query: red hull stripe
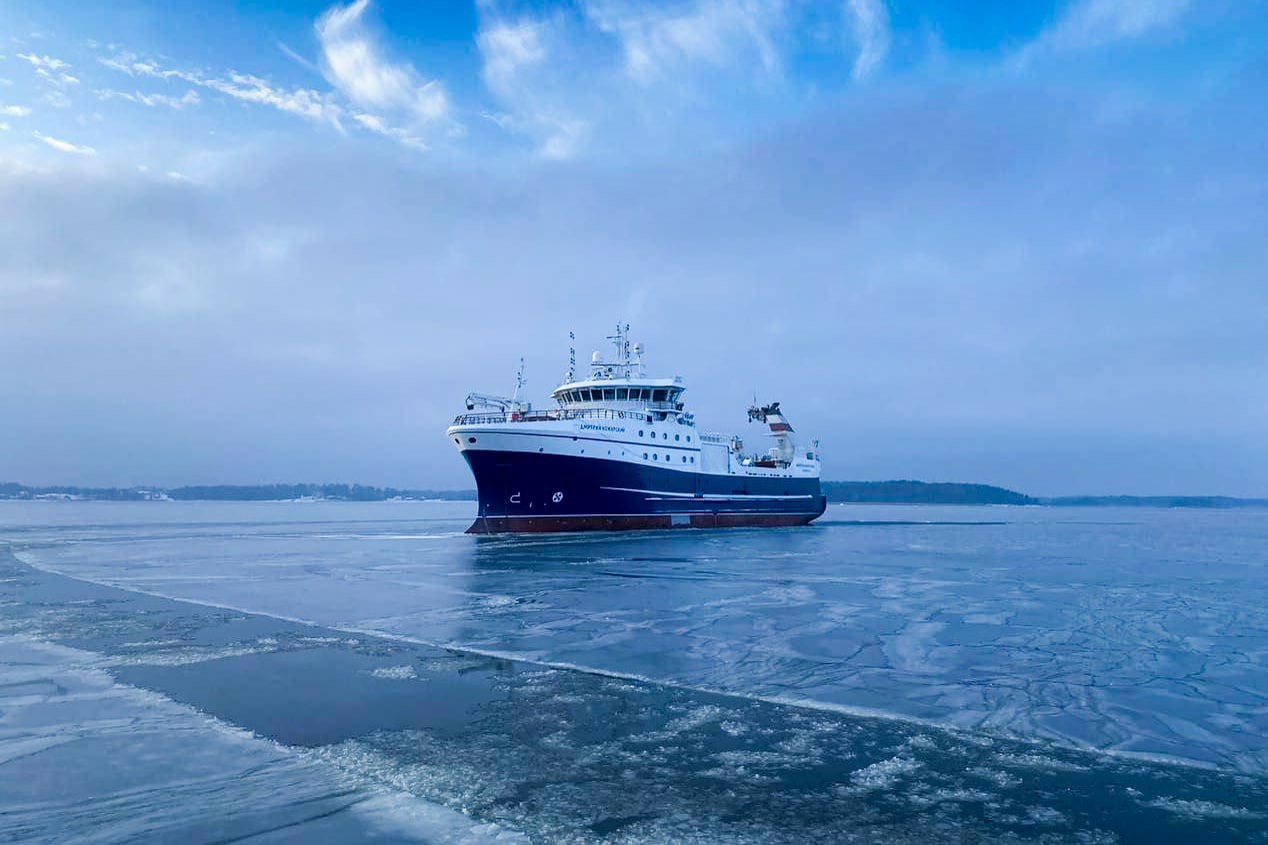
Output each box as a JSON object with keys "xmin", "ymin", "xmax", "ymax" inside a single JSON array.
[{"xmin": 467, "ymin": 512, "xmax": 822, "ymax": 534}]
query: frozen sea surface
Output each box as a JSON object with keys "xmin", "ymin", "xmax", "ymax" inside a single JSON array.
[{"xmin": 3, "ymin": 500, "xmax": 1268, "ymax": 842}]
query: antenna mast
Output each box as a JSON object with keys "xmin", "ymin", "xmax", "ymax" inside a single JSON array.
[
  {"xmin": 567, "ymin": 332, "xmax": 576, "ymax": 382},
  {"xmin": 512, "ymin": 357, "xmax": 526, "ymax": 403}
]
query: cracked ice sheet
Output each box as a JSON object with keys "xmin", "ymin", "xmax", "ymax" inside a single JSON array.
[
  {"xmin": 0, "ymin": 636, "xmax": 524, "ymax": 844},
  {"xmin": 5, "ymin": 500, "xmax": 1268, "ymax": 773},
  {"xmin": 3, "ymin": 552, "xmax": 1268, "ymax": 843}
]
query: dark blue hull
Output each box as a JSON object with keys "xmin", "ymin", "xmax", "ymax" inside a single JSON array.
[{"xmin": 462, "ymin": 449, "xmax": 827, "ymax": 533}]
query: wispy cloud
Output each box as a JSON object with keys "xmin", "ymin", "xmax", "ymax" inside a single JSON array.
[
  {"xmin": 204, "ymin": 72, "xmax": 342, "ymax": 125},
  {"xmin": 95, "ymin": 88, "xmax": 201, "ymax": 110},
  {"xmin": 1, "ymin": 104, "xmax": 32, "ymax": 117},
  {"xmin": 315, "ymin": 0, "xmax": 449, "ymax": 123},
  {"xmin": 1032, "ymin": 0, "xmax": 1191, "ymax": 52},
  {"xmin": 98, "ymin": 55, "xmax": 195, "ymax": 81},
  {"xmin": 474, "ymin": 14, "xmax": 587, "ymax": 159},
  {"xmin": 277, "ymin": 42, "xmax": 322, "ymax": 76},
  {"xmin": 846, "ymin": 0, "xmax": 890, "ymax": 79},
  {"xmin": 33, "ymin": 130, "xmax": 96, "ymax": 155},
  {"xmin": 582, "ymin": 0, "xmax": 786, "ymax": 82},
  {"xmin": 352, "ymin": 111, "xmax": 428, "ymax": 151},
  {"xmin": 97, "ymin": 43, "xmax": 441, "ymax": 152},
  {"xmin": 98, "ymin": 51, "xmax": 344, "ymax": 127},
  {"xmin": 478, "ymin": 20, "xmax": 548, "ymax": 95},
  {"xmin": 16, "ymin": 53, "xmax": 69, "ymax": 71}
]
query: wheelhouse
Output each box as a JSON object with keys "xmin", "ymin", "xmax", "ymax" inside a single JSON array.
[{"xmin": 552, "ymin": 382, "xmax": 684, "ymax": 409}]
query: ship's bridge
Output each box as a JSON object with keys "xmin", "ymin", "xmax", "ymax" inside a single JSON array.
[
  {"xmin": 452, "ymin": 325, "xmax": 695, "ymax": 427},
  {"xmin": 551, "ymin": 377, "xmax": 685, "ymax": 415}
]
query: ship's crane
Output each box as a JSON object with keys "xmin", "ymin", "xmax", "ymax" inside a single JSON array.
[
  {"xmin": 463, "ymin": 392, "xmax": 527, "ymax": 412},
  {"xmin": 464, "ymin": 358, "xmax": 530, "ymax": 413}
]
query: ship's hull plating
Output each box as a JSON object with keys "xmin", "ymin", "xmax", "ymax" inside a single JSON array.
[{"xmin": 462, "ymin": 449, "xmax": 827, "ymax": 534}]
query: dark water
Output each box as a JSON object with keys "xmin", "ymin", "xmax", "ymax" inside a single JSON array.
[{"xmin": 2, "ymin": 501, "xmax": 1267, "ymax": 842}]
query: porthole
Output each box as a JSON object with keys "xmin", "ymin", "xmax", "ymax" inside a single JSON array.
[
  {"xmin": 675, "ymin": 434, "xmax": 680, "ymax": 441},
  {"xmin": 643, "ymin": 452, "xmax": 648, "ymax": 459},
  {"xmin": 681, "ymin": 456, "xmax": 687, "ymax": 463},
  {"xmin": 686, "ymin": 436, "xmax": 691, "ymax": 442},
  {"xmin": 653, "ymin": 454, "xmax": 658, "ymax": 461},
  {"xmin": 690, "ymin": 456, "xmax": 695, "ymax": 463},
  {"xmin": 467, "ymin": 437, "xmax": 477, "ymax": 444},
  {"xmin": 662, "ymin": 433, "xmax": 668, "ymax": 440},
  {"xmin": 638, "ymin": 430, "xmax": 644, "ymax": 437},
  {"xmin": 453, "ymin": 438, "xmax": 459, "ymax": 445}
]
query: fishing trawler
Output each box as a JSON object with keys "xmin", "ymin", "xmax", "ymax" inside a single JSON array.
[{"xmin": 446, "ymin": 325, "xmax": 827, "ymax": 533}]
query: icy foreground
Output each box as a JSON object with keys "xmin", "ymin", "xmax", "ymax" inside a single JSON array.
[{"xmin": 3, "ymin": 501, "xmax": 1268, "ymax": 842}]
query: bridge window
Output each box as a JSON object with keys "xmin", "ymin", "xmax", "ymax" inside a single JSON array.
[
  {"xmin": 652, "ymin": 389, "xmax": 667, "ymax": 402},
  {"xmin": 616, "ymin": 388, "xmax": 628, "ymax": 400},
  {"xmin": 603, "ymin": 389, "xmax": 615, "ymax": 401}
]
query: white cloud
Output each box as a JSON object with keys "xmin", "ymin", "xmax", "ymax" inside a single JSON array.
[
  {"xmin": 99, "ymin": 52, "xmax": 343, "ymax": 127},
  {"xmin": 474, "ymin": 13, "xmax": 591, "ymax": 160},
  {"xmin": 582, "ymin": 0, "xmax": 786, "ymax": 83},
  {"xmin": 315, "ymin": 0, "xmax": 449, "ymax": 123},
  {"xmin": 16, "ymin": 53, "xmax": 69, "ymax": 71},
  {"xmin": 96, "ymin": 88, "xmax": 201, "ymax": 110},
  {"xmin": 0, "ymin": 121, "xmax": 9, "ymax": 132},
  {"xmin": 352, "ymin": 111, "xmax": 428, "ymax": 150},
  {"xmin": 95, "ymin": 46, "xmax": 438, "ymax": 153},
  {"xmin": 98, "ymin": 54, "xmax": 196, "ymax": 82},
  {"xmin": 478, "ymin": 21, "xmax": 548, "ymax": 95},
  {"xmin": 0, "ymin": 104, "xmax": 32, "ymax": 117},
  {"xmin": 277, "ymin": 41, "xmax": 322, "ymax": 75},
  {"xmin": 1034, "ymin": 0, "xmax": 1191, "ymax": 52},
  {"xmin": 40, "ymin": 90, "xmax": 71, "ymax": 109},
  {"xmin": 206, "ymin": 72, "xmax": 343, "ymax": 125},
  {"xmin": 33, "ymin": 131, "xmax": 96, "ymax": 155},
  {"xmin": 846, "ymin": 0, "xmax": 890, "ymax": 79},
  {"xmin": 539, "ymin": 119, "xmax": 589, "ymax": 160}
]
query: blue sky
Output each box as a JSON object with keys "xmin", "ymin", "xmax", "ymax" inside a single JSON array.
[{"xmin": 2, "ymin": 0, "xmax": 1266, "ymax": 495}]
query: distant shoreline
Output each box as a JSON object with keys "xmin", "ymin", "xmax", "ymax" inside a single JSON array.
[{"xmin": 3, "ymin": 481, "xmax": 1265, "ymax": 508}]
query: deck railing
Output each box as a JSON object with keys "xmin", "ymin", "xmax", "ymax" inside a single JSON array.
[{"xmin": 452, "ymin": 407, "xmax": 673, "ymax": 426}]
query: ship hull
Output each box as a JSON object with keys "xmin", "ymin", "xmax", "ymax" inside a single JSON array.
[{"xmin": 461, "ymin": 448, "xmax": 827, "ymax": 534}]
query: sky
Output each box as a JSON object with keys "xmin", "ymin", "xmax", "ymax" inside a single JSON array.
[{"xmin": 1, "ymin": 0, "xmax": 1266, "ymax": 496}]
